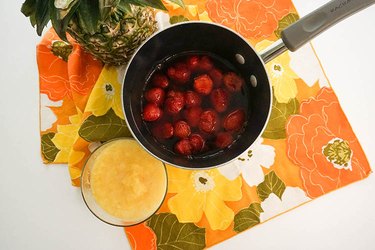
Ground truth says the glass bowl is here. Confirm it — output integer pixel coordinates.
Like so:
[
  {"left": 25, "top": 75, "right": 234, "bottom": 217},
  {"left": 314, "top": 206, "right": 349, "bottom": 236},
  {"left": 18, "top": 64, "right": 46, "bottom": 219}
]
[{"left": 81, "top": 138, "right": 168, "bottom": 226}]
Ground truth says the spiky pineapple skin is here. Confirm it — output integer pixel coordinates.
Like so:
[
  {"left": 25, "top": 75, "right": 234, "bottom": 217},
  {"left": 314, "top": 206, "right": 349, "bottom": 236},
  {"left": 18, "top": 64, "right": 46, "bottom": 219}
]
[
  {"left": 67, "top": 6, "right": 157, "bottom": 66},
  {"left": 51, "top": 40, "right": 73, "bottom": 62}
]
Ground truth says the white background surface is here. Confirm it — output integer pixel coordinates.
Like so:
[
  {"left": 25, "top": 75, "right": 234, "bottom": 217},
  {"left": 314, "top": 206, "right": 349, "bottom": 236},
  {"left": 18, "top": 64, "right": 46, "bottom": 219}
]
[{"left": 0, "top": 1, "right": 374, "bottom": 249}]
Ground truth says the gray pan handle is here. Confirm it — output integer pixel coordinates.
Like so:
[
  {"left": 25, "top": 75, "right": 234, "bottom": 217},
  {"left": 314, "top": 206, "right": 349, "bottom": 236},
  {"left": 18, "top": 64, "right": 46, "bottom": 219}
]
[{"left": 261, "top": 0, "right": 375, "bottom": 63}]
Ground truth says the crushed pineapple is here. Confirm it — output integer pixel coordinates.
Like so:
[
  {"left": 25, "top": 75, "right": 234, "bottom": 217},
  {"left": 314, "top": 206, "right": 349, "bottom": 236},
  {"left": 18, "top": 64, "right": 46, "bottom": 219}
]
[{"left": 90, "top": 139, "right": 166, "bottom": 222}]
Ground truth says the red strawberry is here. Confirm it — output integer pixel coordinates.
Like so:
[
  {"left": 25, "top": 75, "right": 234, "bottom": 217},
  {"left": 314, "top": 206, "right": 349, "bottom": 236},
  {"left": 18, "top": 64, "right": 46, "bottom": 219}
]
[
  {"left": 144, "top": 87, "right": 165, "bottom": 106},
  {"left": 223, "top": 72, "right": 244, "bottom": 92},
  {"left": 223, "top": 109, "right": 246, "bottom": 132},
  {"left": 215, "top": 132, "right": 233, "bottom": 148},
  {"left": 189, "top": 134, "right": 205, "bottom": 153},
  {"left": 142, "top": 103, "right": 162, "bottom": 121},
  {"left": 165, "top": 90, "right": 185, "bottom": 114},
  {"left": 167, "top": 66, "right": 176, "bottom": 79},
  {"left": 174, "top": 139, "right": 193, "bottom": 155},
  {"left": 174, "top": 120, "right": 191, "bottom": 139},
  {"left": 199, "top": 110, "right": 219, "bottom": 133},
  {"left": 210, "top": 88, "right": 230, "bottom": 113},
  {"left": 167, "top": 63, "right": 191, "bottom": 84},
  {"left": 209, "top": 68, "right": 223, "bottom": 87},
  {"left": 152, "top": 73, "right": 169, "bottom": 88},
  {"left": 152, "top": 122, "right": 174, "bottom": 139},
  {"left": 185, "top": 91, "right": 202, "bottom": 108},
  {"left": 194, "top": 74, "right": 213, "bottom": 95},
  {"left": 165, "top": 98, "right": 183, "bottom": 114},
  {"left": 199, "top": 56, "right": 213, "bottom": 71},
  {"left": 183, "top": 107, "right": 203, "bottom": 127},
  {"left": 167, "top": 90, "right": 184, "bottom": 99},
  {"left": 186, "top": 55, "right": 200, "bottom": 71}
]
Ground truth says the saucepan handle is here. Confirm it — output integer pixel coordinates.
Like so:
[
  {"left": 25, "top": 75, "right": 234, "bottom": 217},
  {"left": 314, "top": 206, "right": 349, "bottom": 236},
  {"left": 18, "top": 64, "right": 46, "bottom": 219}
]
[{"left": 261, "top": 0, "right": 375, "bottom": 63}]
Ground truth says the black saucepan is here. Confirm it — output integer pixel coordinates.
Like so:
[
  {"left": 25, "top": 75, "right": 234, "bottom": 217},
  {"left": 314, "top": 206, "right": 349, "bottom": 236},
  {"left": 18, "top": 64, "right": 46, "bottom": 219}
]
[{"left": 122, "top": 0, "right": 374, "bottom": 169}]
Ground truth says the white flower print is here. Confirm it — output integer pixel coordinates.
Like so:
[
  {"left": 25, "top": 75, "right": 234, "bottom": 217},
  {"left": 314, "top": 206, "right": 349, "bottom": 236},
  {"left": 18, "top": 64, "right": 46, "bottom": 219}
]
[
  {"left": 289, "top": 43, "right": 329, "bottom": 87},
  {"left": 260, "top": 187, "right": 311, "bottom": 222},
  {"left": 219, "top": 138, "right": 275, "bottom": 186}
]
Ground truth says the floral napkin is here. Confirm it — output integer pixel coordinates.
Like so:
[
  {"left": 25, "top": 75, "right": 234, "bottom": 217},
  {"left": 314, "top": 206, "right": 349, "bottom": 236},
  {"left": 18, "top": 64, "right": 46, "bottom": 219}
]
[{"left": 38, "top": 0, "right": 372, "bottom": 249}]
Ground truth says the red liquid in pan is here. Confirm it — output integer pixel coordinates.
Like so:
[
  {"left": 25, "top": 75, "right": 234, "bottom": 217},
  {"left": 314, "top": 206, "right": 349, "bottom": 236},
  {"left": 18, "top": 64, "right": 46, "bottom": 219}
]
[{"left": 141, "top": 52, "right": 249, "bottom": 157}]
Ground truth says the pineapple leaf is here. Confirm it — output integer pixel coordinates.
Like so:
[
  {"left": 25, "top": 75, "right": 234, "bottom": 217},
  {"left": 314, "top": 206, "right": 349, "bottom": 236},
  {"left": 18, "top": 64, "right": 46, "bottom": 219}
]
[
  {"left": 77, "top": 0, "right": 100, "bottom": 34},
  {"left": 54, "top": 0, "right": 77, "bottom": 9},
  {"left": 35, "top": 0, "right": 51, "bottom": 36},
  {"left": 118, "top": 0, "right": 132, "bottom": 14},
  {"left": 99, "top": 0, "right": 118, "bottom": 21},
  {"left": 168, "top": 0, "right": 185, "bottom": 8},
  {"left": 127, "top": 0, "right": 167, "bottom": 11},
  {"left": 21, "top": 0, "right": 38, "bottom": 27},
  {"left": 30, "top": 13, "right": 37, "bottom": 27},
  {"left": 21, "top": 0, "right": 36, "bottom": 17},
  {"left": 50, "top": 1, "right": 64, "bottom": 39},
  {"left": 50, "top": 0, "right": 80, "bottom": 41}
]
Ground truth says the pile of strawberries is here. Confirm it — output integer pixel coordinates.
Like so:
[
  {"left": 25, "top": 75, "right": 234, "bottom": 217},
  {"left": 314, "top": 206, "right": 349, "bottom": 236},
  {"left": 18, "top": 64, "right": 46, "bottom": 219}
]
[{"left": 142, "top": 54, "right": 247, "bottom": 156}]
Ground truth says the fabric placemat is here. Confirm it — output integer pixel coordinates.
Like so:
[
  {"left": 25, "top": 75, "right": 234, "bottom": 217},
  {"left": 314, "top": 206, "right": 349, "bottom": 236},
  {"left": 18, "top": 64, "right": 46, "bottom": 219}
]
[{"left": 37, "top": 0, "right": 372, "bottom": 249}]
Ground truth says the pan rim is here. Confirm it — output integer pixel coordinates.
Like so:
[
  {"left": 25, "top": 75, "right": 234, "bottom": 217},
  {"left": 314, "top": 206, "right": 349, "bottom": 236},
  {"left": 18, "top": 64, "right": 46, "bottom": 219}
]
[{"left": 121, "top": 21, "right": 273, "bottom": 170}]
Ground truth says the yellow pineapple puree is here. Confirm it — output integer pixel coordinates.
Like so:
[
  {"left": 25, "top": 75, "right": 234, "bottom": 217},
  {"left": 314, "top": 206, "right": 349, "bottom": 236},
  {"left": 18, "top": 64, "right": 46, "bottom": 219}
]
[{"left": 90, "top": 139, "right": 167, "bottom": 222}]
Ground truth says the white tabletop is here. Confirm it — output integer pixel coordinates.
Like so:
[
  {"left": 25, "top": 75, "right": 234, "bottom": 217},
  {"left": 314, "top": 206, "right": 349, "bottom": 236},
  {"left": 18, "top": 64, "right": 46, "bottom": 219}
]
[{"left": 1, "top": 1, "right": 374, "bottom": 249}]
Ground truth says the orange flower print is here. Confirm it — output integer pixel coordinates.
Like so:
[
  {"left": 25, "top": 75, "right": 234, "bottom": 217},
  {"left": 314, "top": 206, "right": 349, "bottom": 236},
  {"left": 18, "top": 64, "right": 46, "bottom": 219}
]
[
  {"left": 125, "top": 223, "right": 157, "bottom": 250},
  {"left": 37, "top": 28, "right": 102, "bottom": 102},
  {"left": 206, "top": 0, "right": 293, "bottom": 39},
  {"left": 68, "top": 47, "right": 102, "bottom": 96},
  {"left": 286, "top": 88, "right": 371, "bottom": 198},
  {"left": 37, "top": 37, "right": 71, "bottom": 101}
]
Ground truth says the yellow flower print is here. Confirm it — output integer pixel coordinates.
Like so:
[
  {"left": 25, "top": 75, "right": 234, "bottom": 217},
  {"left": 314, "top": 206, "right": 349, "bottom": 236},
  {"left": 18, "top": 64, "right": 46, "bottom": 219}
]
[
  {"left": 198, "top": 11, "right": 212, "bottom": 22},
  {"left": 85, "top": 66, "right": 124, "bottom": 119},
  {"left": 162, "top": 1, "right": 199, "bottom": 20},
  {"left": 167, "top": 166, "right": 242, "bottom": 230},
  {"left": 183, "top": 0, "right": 207, "bottom": 14},
  {"left": 51, "top": 112, "right": 82, "bottom": 162},
  {"left": 256, "top": 40, "right": 299, "bottom": 103},
  {"left": 68, "top": 148, "right": 86, "bottom": 181}
]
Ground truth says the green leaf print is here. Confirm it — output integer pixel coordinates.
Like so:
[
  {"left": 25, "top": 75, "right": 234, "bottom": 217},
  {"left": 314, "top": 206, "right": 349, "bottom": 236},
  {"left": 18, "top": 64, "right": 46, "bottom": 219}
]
[
  {"left": 233, "top": 203, "right": 263, "bottom": 233},
  {"left": 257, "top": 171, "right": 286, "bottom": 201},
  {"left": 170, "top": 15, "right": 189, "bottom": 24},
  {"left": 168, "top": 0, "right": 185, "bottom": 8},
  {"left": 262, "top": 97, "right": 299, "bottom": 139},
  {"left": 41, "top": 132, "right": 60, "bottom": 162},
  {"left": 274, "top": 13, "right": 300, "bottom": 38},
  {"left": 78, "top": 108, "right": 132, "bottom": 142},
  {"left": 147, "top": 213, "right": 206, "bottom": 250}
]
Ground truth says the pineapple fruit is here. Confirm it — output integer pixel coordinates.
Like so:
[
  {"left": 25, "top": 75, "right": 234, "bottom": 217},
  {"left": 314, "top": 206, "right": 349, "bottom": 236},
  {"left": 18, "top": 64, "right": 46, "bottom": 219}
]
[
  {"left": 21, "top": 0, "right": 184, "bottom": 65},
  {"left": 68, "top": 5, "right": 157, "bottom": 65}
]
